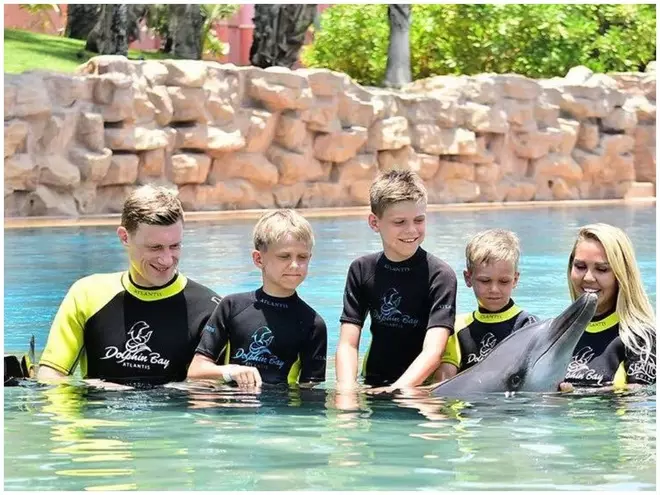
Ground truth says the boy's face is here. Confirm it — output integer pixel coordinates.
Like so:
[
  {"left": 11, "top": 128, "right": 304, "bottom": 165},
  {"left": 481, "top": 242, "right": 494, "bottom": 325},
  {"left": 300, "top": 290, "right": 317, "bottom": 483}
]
[
  {"left": 118, "top": 221, "right": 183, "bottom": 287},
  {"left": 368, "top": 200, "right": 426, "bottom": 262},
  {"left": 464, "top": 259, "right": 519, "bottom": 312},
  {"left": 253, "top": 234, "right": 312, "bottom": 297}
]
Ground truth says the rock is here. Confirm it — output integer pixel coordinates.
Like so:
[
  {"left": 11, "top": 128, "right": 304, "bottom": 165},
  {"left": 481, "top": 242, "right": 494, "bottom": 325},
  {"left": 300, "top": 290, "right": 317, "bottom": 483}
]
[
  {"left": 577, "top": 122, "right": 600, "bottom": 151},
  {"left": 162, "top": 60, "right": 207, "bottom": 87},
  {"left": 248, "top": 73, "right": 313, "bottom": 112},
  {"left": 338, "top": 93, "right": 375, "bottom": 128},
  {"left": 366, "top": 116, "right": 410, "bottom": 151},
  {"left": 5, "top": 120, "right": 29, "bottom": 157},
  {"left": 298, "top": 68, "right": 345, "bottom": 97},
  {"left": 238, "top": 108, "right": 279, "bottom": 153},
  {"left": 147, "top": 86, "right": 174, "bottom": 127},
  {"left": 69, "top": 146, "right": 113, "bottom": 182},
  {"left": 602, "top": 107, "right": 638, "bottom": 132},
  {"left": 139, "top": 148, "right": 165, "bottom": 182},
  {"left": 101, "top": 153, "right": 139, "bottom": 186},
  {"left": 300, "top": 96, "right": 341, "bottom": 133},
  {"left": 25, "top": 185, "right": 78, "bottom": 216},
  {"left": 209, "top": 151, "right": 279, "bottom": 187},
  {"left": 167, "top": 87, "right": 208, "bottom": 123},
  {"left": 37, "top": 154, "right": 81, "bottom": 189},
  {"left": 274, "top": 112, "right": 309, "bottom": 152},
  {"left": 178, "top": 180, "right": 258, "bottom": 210},
  {"left": 300, "top": 182, "right": 346, "bottom": 207},
  {"left": 5, "top": 153, "right": 37, "bottom": 192},
  {"left": 169, "top": 153, "right": 211, "bottom": 185},
  {"left": 104, "top": 127, "right": 170, "bottom": 151},
  {"left": 77, "top": 113, "right": 105, "bottom": 152},
  {"left": 436, "top": 160, "right": 475, "bottom": 181},
  {"left": 411, "top": 126, "right": 477, "bottom": 155},
  {"left": 460, "top": 102, "right": 509, "bottom": 133},
  {"left": 266, "top": 144, "right": 326, "bottom": 185},
  {"left": 314, "top": 127, "right": 368, "bottom": 163},
  {"left": 336, "top": 153, "right": 379, "bottom": 184}
]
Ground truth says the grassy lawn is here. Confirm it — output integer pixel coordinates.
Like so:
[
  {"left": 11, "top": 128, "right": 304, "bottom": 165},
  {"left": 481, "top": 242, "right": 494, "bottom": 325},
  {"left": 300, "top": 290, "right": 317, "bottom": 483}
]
[{"left": 4, "top": 28, "right": 176, "bottom": 74}]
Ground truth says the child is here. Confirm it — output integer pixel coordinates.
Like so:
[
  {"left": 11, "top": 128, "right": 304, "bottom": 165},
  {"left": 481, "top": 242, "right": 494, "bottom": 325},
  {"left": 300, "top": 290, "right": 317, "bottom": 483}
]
[
  {"left": 335, "top": 170, "right": 457, "bottom": 391},
  {"left": 437, "top": 229, "right": 537, "bottom": 381},
  {"left": 187, "top": 209, "right": 327, "bottom": 387},
  {"left": 561, "top": 223, "right": 655, "bottom": 389}
]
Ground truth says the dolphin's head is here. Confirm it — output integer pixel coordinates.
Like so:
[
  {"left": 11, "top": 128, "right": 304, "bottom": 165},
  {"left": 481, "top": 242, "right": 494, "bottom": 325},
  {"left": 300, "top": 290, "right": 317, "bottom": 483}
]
[
  {"left": 431, "top": 292, "right": 598, "bottom": 397},
  {"left": 496, "top": 293, "right": 598, "bottom": 392},
  {"left": 519, "top": 292, "right": 598, "bottom": 391}
]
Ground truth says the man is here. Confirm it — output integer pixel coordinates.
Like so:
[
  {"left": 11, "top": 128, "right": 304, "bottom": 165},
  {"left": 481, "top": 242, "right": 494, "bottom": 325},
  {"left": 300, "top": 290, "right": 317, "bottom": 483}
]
[{"left": 36, "top": 185, "right": 257, "bottom": 387}]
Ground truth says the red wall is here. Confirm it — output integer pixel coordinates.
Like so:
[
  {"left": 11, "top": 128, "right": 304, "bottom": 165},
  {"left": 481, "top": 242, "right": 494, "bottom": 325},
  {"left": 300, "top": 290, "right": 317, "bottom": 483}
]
[{"left": 4, "top": 4, "right": 331, "bottom": 66}]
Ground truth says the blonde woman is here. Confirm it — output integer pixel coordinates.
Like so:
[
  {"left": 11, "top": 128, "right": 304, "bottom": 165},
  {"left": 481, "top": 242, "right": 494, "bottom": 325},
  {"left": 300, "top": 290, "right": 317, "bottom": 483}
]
[{"left": 562, "top": 223, "right": 656, "bottom": 389}]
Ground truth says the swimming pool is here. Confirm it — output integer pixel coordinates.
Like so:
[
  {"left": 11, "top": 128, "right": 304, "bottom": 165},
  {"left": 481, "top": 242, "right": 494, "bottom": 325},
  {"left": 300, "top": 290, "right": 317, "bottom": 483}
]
[{"left": 4, "top": 204, "right": 656, "bottom": 490}]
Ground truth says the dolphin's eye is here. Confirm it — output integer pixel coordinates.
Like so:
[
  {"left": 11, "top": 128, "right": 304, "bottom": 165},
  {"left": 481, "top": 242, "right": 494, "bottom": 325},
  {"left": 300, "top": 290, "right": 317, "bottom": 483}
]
[{"left": 509, "top": 374, "right": 522, "bottom": 389}]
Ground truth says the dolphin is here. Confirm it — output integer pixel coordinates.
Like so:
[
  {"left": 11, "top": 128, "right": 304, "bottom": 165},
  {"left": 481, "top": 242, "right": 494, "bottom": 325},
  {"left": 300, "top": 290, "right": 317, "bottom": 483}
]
[{"left": 430, "top": 292, "right": 598, "bottom": 398}]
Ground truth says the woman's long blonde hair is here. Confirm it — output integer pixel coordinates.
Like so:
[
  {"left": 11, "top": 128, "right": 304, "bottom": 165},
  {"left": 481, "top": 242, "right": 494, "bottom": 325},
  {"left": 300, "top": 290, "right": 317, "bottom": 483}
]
[{"left": 567, "top": 223, "right": 655, "bottom": 360}]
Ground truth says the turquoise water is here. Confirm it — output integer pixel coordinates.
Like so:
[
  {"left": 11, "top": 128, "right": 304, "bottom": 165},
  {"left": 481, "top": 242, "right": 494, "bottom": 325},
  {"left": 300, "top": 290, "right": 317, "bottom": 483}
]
[{"left": 3, "top": 204, "right": 657, "bottom": 490}]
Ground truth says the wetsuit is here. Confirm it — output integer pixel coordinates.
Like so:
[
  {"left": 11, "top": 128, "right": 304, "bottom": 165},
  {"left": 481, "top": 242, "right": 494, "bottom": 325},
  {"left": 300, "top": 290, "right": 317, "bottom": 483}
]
[
  {"left": 39, "top": 271, "right": 220, "bottom": 386},
  {"left": 564, "top": 310, "right": 656, "bottom": 387},
  {"left": 340, "top": 247, "right": 457, "bottom": 386},
  {"left": 195, "top": 288, "right": 327, "bottom": 385},
  {"left": 441, "top": 299, "right": 537, "bottom": 372}
]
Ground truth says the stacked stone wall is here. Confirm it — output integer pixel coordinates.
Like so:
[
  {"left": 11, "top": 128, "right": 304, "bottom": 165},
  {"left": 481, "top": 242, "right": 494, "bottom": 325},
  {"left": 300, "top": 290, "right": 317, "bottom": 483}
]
[{"left": 4, "top": 56, "right": 656, "bottom": 216}]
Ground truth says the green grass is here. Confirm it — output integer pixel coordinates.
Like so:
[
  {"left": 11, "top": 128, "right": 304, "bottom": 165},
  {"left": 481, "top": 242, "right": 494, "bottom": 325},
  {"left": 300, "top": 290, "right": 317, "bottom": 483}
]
[{"left": 4, "top": 28, "right": 176, "bottom": 74}]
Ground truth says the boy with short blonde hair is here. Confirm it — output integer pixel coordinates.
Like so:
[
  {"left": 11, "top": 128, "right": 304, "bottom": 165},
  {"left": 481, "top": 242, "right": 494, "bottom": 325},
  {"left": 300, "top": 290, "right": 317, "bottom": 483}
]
[
  {"left": 188, "top": 209, "right": 327, "bottom": 387},
  {"left": 336, "top": 170, "right": 457, "bottom": 391},
  {"left": 437, "top": 229, "right": 537, "bottom": 381}
]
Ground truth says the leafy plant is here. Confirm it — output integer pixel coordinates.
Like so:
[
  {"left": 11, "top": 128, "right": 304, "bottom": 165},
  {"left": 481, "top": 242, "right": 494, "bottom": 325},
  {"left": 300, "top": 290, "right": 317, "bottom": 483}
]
[{"left": 303, "top": 4, "right": 656, "bottom": 86}]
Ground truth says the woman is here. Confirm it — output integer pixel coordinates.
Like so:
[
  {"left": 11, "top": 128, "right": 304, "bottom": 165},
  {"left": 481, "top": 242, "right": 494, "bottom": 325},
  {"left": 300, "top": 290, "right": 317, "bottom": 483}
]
[{"left": 563, "top": 223, "right": 655, "bottom": 389}]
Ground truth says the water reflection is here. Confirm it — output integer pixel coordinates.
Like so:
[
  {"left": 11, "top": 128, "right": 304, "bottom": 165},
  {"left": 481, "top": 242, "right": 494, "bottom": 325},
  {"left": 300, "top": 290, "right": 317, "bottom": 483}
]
[{"left": 3, "top": 381, "right": 656, "bottom": 490}]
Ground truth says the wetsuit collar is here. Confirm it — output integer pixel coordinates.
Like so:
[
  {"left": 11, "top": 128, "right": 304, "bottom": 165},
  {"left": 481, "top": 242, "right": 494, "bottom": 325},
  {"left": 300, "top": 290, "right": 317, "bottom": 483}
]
[
  {"left": 381, "top": 247, "right": 426, "bottom": 271},
  {"left": 255, "top": 287, "right": 299, "bottom": 309},
  {"left": 586, "top": 309, "right": 619, "bottom": 333},
  {"left": 474, "top": 299, "right": 522, "bottom": 323},
  {"left": 123, "top": 270, "right": 187, "bottom": 301}
]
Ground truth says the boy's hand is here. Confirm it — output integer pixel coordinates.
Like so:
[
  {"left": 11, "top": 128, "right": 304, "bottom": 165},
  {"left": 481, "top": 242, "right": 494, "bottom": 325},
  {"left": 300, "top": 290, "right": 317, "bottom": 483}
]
[
  {"left": 558, "top": 381, "right": 574, "bottom": 393},
  {"left": 223, "top": 364, "right": 262, "bottom": 388}
]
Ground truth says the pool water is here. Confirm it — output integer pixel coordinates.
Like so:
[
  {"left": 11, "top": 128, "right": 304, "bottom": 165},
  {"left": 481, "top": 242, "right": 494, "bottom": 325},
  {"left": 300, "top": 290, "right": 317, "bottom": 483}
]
[{"left": 3, "top": 204, "right": 656, "bottom": 490}]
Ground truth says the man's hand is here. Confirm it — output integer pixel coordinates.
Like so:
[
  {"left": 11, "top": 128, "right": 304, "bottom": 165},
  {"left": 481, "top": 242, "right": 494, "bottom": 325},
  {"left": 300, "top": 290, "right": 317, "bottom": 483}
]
[{"left": 558, "top": 381, "right": 574, "bottom": 393}]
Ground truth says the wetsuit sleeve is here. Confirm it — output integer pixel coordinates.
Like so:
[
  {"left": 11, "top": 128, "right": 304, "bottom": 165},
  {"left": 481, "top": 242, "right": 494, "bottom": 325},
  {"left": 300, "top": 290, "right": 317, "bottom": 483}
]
[
  {"left": 39, "top": 280, "right": 87, "bottom": 375},
  {"left": 340, "top": 260, "right": 368, "bottom": 326},
  {"left": 624, "top": 336, "right": 656, "bottom": 385},
  {"left": 299, "top": 313, "right": 328, "bottom": 383},
  {"left": 441, "top": 313, "right": 471, "bottom": 367},
  {"left": 441, "top": 334, "right": 461, "bottom": 367},
  {"left": 195, "top": 298, "right": 232, "bottom": 363},
  {"left": 427, "top": 265, "right": 458, "bottom": 334}
]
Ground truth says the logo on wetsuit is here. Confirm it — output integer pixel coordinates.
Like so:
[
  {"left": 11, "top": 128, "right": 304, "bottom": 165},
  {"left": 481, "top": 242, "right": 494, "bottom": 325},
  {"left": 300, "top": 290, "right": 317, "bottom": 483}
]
[
  {"left": 465, "top": 332, "right": 497, "bottom": 365},
  {"left": 101, "top": 321, "right": 170, "bottom": 370},
  {"left": 565, "top": 346, "right": 605, "bottom": 385},
  {"left": 372, "top": 288, "right": 419, "bottom": 328},
  {"left": 233, "top": 326, "right": 285, "bottom": 369}
]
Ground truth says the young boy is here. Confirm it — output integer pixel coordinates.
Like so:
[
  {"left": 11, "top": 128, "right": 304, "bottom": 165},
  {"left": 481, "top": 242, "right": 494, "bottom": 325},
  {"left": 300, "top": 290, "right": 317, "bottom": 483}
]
[
  {"left": 335, "top": 170, "right": 457, "bottom": 391},
  {"left": 187, "top": 209, "right": 327, "bottom": 387},
  {"left": 437, "top": 229, "right": 538, "bottom": 381}
]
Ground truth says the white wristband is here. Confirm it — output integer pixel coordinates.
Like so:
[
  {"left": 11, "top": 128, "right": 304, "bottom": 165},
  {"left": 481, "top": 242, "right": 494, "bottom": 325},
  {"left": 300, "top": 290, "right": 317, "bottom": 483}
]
[{"left": 222, "top": 371, "right": 233, "bottom": 382}]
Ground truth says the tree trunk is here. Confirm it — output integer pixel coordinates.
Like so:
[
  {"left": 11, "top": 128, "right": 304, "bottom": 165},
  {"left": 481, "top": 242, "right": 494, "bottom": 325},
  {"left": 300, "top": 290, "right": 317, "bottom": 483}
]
[
  {"left": 85, "top": 4, "right": 129, "bottom": 56},
  {"left": 168, "top": 4, "right": 205, "bottom": 60},
  {"left": 384, "top": 4, "right": 412, "bottom": 88},
  {"left": 250, "top": 4, "right": 317, "bottom": 68},
  {"left": 65, "top": 4, "right": 100, "bottom": 40}
]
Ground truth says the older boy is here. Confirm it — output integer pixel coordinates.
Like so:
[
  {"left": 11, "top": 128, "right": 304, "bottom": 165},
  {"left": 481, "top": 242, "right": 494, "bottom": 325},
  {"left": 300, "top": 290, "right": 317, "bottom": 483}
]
[
  {"left": 188, "top": 209, "right": 327, "bottom": 387},
  {"left": 336, "top": 170, "right": 457, "bottom": 391},
  {"left": 437, "top": 229, "right": 538, "bottom": 381},
  {"left": 37, "top": 185, "right": 225, "bottom": 387}
]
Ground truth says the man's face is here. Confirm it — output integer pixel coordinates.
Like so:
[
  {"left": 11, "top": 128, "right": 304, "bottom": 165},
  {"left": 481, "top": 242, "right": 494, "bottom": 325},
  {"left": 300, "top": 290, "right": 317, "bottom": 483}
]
[{"left": 118, "top": 221, "right": 183, "bottom": 287}]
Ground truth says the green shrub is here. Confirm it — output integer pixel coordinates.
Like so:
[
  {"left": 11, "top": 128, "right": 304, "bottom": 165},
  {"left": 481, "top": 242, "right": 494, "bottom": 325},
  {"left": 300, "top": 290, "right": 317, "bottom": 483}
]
[{"left": 302, "top": 4, "right": 656, "bottom": 86}]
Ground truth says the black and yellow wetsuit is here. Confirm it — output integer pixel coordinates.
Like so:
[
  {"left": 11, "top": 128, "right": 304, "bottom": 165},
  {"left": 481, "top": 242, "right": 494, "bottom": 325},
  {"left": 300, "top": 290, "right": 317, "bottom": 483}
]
[
  {"left": 340, "top": 247, "right": 457, "bottom": 386},
  {"left": 442, "top": 299, "right": 537, "bottom": 372},
  {"left": 564, "top": 310, "right": 656, "bottom": 387},
  {"left": 39, "top": 271, "right": 220, "bottom": 386},
  {"left": 195, "top": 288, "right": 327, "bottom": 385}
]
